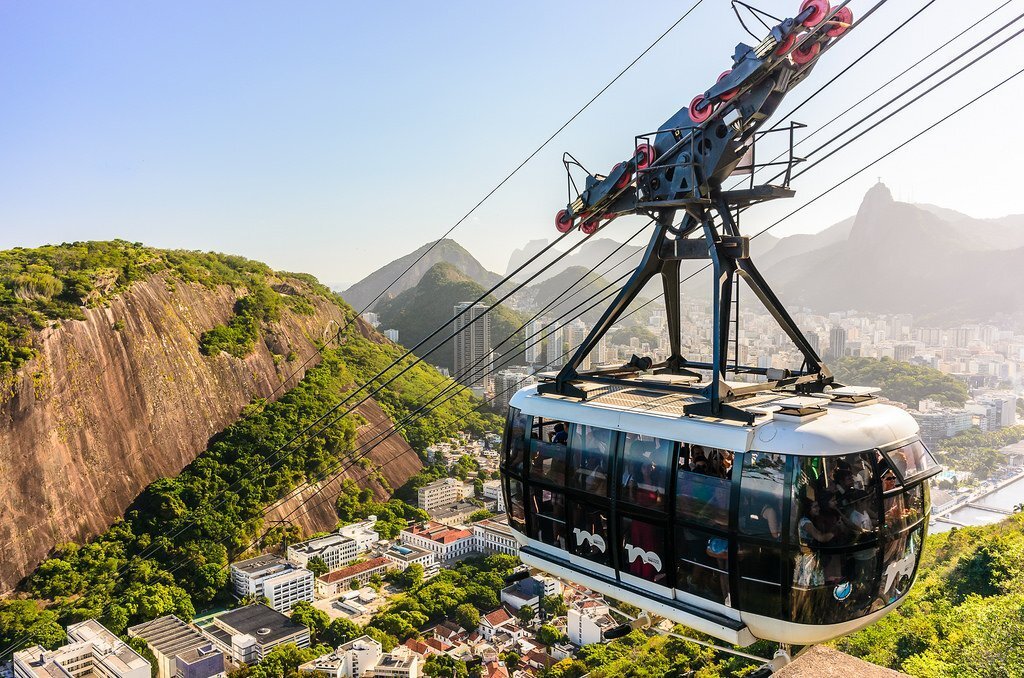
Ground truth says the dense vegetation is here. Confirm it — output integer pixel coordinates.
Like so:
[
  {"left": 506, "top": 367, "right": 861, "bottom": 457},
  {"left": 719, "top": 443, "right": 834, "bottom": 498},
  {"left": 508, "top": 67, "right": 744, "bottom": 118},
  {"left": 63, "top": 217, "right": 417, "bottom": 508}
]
[
  {"left": 367, "top": 554, "right": 520, "bottom": 646},
  {"left": 375, "top": 262, "right": 528, "bottom": 372},
  {"left": 0, "top": 326, "right": 490, "bottom": 656},
  {"left": 0, "top": 240, "right": 338, "bottom": 376},
  {"left": 0, "top": 238, "right": 331, "bottom": 376},
  {"left": 335, "top": 334, "right": 502, "bottom": 453},
  {"left": 544, "top": 628, "right": 761, "bottom": 678},
  {"left": 833, "top": 356, "right": 969, "bottom": 408},
  {"left": 838, "top": 514, "right": 1024, "bottom": 676},
  {"left": 933, "top": 425, "right": 1024, "bottom": 480}
]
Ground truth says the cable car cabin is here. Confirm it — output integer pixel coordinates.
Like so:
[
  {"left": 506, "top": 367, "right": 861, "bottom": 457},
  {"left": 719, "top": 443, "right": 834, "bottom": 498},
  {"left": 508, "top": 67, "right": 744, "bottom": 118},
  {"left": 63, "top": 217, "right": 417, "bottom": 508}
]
[{"left": 499, "top": 381, "right": 940, "bottom": 646}]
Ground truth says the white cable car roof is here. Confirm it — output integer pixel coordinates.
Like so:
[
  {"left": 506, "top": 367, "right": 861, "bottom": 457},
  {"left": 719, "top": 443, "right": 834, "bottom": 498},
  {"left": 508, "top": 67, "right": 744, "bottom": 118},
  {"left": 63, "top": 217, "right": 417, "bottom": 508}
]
[{"left": 510, "top": 380, "right": 919, "bottom": 457}]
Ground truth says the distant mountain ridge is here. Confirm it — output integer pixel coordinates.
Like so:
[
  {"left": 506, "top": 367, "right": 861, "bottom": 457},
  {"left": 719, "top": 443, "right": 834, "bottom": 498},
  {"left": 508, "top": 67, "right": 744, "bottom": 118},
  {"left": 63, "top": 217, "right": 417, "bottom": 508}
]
[
  {"left": 375, "top": 262, "right": 527, "bottom": 372},
  {"left": 762, "top": 182, "right": 1024, "bottom": 321},
  {"left": 342, "top": 239, "right": 501, "bottom": 311}
]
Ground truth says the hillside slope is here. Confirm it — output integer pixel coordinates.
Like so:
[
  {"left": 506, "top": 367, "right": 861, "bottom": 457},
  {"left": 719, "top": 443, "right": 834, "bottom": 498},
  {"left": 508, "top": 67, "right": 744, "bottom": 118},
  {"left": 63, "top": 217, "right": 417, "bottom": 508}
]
[
  {"left": 0, "top": 242, "right": 423, "bottom": 591},
  {"left": 342, "top": 239, "right": 501, "bottom": 311},
  {"left": 375, "top": 262, "right": 527, "bottom": 371}
]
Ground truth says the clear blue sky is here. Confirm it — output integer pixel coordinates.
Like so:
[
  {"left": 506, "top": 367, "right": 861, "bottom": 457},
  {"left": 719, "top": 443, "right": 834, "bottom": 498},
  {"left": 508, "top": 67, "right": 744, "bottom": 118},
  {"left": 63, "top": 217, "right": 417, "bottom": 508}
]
[{"left": 1, "top": 1, "right": 1022, "bottom": 287}]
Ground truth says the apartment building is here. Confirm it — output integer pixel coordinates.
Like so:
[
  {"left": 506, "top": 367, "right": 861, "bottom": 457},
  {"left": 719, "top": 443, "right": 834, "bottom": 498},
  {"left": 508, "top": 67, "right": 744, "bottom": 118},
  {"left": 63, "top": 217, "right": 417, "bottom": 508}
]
[
  {"left": 481, "top": 480, "right": 505, "bottom": 513},
  {"left": 567, "top": 602, "right": 617, "bottom": 646},
  {"left": 363, "top": 647, "right": 419, "bottom": 678},
  {"left": 472, "top": 519, "right": 518, "bottom": 557},
  {"left": 204, "top": 605, "right": 309, "bottom": 664},
  {"left": 15, "top": 619, "right": 150, "bottom": 678},
  {"left": 298, "top": 636, "right": 382, "bottom": 678},
  {"left": 287, "top": 533, "right": 359, "bottom": 572},
  {"left": 338, "top": 519, "right": 382, "bottom": 553},
  {"left": 229, "top": 555, "right": 313, "bottom": 613},
  {"left": 416, "top": 478, "right": 467, "bottom": 512},
  {"left": 128, "top": 614, "right": 217, "bottom": 678},
  {"left": 400, "top": 521, "right": 474, "bottom": 562}
]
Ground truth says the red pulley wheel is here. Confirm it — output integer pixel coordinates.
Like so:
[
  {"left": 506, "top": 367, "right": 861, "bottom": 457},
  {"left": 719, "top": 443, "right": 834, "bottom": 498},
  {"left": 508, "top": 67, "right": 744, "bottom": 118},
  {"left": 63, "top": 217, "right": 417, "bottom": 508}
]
[
  {"left": 775, "top": 33, "right": 798, "bottom": 56},
  {"left": 792, "top": 41, "right": 821, "bottom": 66},
  {"left": 717, "top": 70, "right": 739, "bottom": 102},
  {"left": 612, "top": 162, "right": 632, "bottom": 190},
  {"left": 635, "top": 143, "right": 656, "bottom": 170},
  {"left": 555, "top": 209, "right": 574, "bottom": 233},
  {"left": 826, "top": 6, "right": 853, "bottom": 37},
  {"left": 800, "top": 0, "right": 831, "bottom": 27},
  {"left": 581, "top": 218, "right": 601, "bottom": 235},
  {"left": 689, "top": 95, "right": 713, "bottom": 124}
]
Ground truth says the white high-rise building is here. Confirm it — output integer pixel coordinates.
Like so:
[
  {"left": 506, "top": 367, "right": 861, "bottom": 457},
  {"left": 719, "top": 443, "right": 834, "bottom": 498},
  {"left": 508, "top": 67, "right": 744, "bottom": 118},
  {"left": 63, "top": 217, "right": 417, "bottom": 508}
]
[
  {"left": 494, "top": 368, "right": 535, "bottom": 412},
  {"left": 525, "top": 319, "right": 544, "bottom": 365},
  {"left": 546, "top": 322, "right": 566, "bottom": 368},
  {"left": 453, "top": 302, "right": 492, "bottom": 386}
]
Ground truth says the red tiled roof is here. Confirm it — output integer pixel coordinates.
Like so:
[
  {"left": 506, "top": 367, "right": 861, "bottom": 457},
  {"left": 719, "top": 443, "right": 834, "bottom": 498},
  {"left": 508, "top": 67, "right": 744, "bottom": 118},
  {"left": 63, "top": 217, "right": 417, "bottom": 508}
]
[
  {"left": 484, "top": 661, "right": 510, "bottom": 678},
  {"left": 407, "top": 521, "right": 473, "bottom": 544},
  {"left": 319, "top": 557, "right": 391, "bottom": 583},
  {"left": 424, "top": 638, "right": 451, "bottom": 652},
  {"left": 404, "top": 639, "right": 429, "bottom": 656},
  {"left": 481, "top": 607, "right": 513, "bottom": 627}
]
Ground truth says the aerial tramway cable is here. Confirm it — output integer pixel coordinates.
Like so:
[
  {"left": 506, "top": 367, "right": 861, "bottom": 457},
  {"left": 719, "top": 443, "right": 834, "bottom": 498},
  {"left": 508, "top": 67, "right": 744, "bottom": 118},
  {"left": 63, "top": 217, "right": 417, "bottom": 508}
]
[
  {"left": 158, "top": 2, "right": 1024, "bottom": 586},
  {"left": 164, "top": 227, "right": 656, "bottom": 576},
  {"left": 198, "top": 50, "right": 1024, "bottom": 569},
  {"left": 3, "top": 2, "right": 1003, "bottom": 659},
  {"left": 206, "top": 0, "right": 711, "bottom": 433}
]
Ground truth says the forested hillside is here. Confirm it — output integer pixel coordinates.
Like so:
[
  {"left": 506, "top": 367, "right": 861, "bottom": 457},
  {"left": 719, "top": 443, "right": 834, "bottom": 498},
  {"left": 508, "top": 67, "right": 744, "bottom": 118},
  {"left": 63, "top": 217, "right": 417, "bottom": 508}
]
[
  {"left": 832, "top": 356, "right": 969, "bottom": 408},
  {"left": 0, "top": 332, "right": 495, "bottom": 655},
  {"left": 375, "top": 262, "right": 526, "bottom": 371},
  {"left": 0, "top": 241, "right": 382, "bottom": 590},
  {"left": 0, "top": 240, "right": 329, "bottom": 376},
  {"left": 838, "top": 515, "right": 1024, "bottom": 676}
]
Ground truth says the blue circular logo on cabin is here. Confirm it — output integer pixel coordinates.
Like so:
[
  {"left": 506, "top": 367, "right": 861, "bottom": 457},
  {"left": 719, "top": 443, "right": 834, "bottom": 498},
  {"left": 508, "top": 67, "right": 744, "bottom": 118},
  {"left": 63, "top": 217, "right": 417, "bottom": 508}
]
[{"left": 833, "top": 581, "right": 852, "bottom": 601}]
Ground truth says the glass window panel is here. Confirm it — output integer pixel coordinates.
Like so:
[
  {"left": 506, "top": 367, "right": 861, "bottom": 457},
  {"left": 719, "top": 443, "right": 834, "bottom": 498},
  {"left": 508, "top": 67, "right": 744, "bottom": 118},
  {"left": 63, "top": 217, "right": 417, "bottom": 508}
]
[
  {"left": 530, "top": 418, "right": 568, "bottom": 485},
  {"left": 507, "top": 478, "right": 526, "bottom": 532},
  {"left": 738, "top": 543, "right": 783, "bottom": 617},
  {"left": 620, "top": 515, "right": 668, "bottom": 586},
  {"left": 567, "top": 425, "right": 614, "bottom": 497},
  {"left": 792, "top": 453, "right": 879, "bottom": 547},
  {"left": 570, "top": 500, "right": 610, "bottom": 566},
  {"left": 530, "top": 487, "right": 567, "bottom": 551},
  {"left": 677, "top": 445, "right": 732, "bottom": 529},
  {"left": 739, "top": 452, "right": 786, "bottom": 540},
  {"left": 884, "top": 484, "right": 925, "bottom": 532},
  {"left": 790, "top": 546, "right": 879, "bottom": 625},
  {"left": 676, "top": 527, "right": 730, "bottom": 605},
  {"left": 619, "top": 434, "right": 672, "bottom": 510},
  {"left": 885, "top": 440, "right": 939, "bottom": 481},
  {"left": 879, "top": 526, "right": 923, "bottom": 606},
  {"left": 505, "top": 409, "right": 528, "bottom": 475}
]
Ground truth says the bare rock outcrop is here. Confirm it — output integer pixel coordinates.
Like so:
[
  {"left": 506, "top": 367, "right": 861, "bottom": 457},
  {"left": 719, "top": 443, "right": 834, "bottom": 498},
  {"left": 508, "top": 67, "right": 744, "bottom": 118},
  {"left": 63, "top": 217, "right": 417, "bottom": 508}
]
[{"left": 0, "top": 275, "right": 421, "bottom": 591}]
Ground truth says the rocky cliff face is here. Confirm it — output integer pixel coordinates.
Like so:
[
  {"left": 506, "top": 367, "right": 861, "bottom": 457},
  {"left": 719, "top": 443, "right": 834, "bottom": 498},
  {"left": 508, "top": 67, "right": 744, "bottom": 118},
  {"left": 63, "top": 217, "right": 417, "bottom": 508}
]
[{"left": 0, "top": 274, "right": 420, "bottom": 591}]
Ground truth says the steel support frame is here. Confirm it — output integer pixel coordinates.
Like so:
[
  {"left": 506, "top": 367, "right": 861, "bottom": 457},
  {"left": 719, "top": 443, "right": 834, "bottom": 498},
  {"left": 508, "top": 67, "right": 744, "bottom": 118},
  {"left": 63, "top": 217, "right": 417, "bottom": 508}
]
[{"left": 537, "top": 190, "right": 832, "bottom": 422}]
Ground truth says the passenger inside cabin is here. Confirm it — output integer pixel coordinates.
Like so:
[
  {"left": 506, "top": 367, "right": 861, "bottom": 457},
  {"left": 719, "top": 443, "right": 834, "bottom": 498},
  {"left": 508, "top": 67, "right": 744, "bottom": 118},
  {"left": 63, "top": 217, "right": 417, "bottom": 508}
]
[
  {"left": 621, "top": 434, "right": 669, "bottom": 509},
  {"left": 551, "top": 422, "right": 568, "bottom": 445},
  {"left": 677, "top": 444, "right": 733, "bottom": 528},
  {"left": 569, "top": 425, "right": 610, "bottom": 496}
]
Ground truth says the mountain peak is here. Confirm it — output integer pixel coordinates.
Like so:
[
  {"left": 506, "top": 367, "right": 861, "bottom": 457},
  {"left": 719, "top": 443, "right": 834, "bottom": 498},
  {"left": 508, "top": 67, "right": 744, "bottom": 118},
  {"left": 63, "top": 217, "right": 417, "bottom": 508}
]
[{"left": 863, "top": 180, "right": 894, "bottom": 204}]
